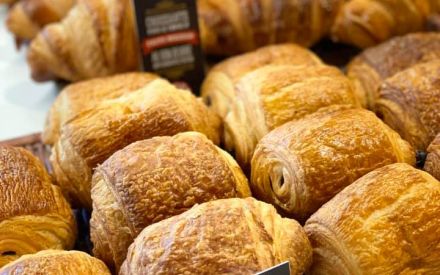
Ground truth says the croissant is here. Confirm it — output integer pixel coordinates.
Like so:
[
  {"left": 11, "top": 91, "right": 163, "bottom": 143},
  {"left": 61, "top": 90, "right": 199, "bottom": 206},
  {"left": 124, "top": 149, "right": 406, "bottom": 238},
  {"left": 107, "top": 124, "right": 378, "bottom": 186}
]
[
  {"left": 305, "top": 163, "right": 440, "bottom": 274},
  {"left": 331, "top": 0, "right": 440, "bottom": 48},
  {"left": 347, "top": 32, "right": 440, "bottom": 109},
  {"left": 0, "top": 250, "right": 110, "bottom": 274},
  {"left": 197, "top": 0, "right": 344, "bottom": 55},
  {"left": 120, "top": 197, "right": 312, "bottom": 275},
  {"left": 51, "top": 78, "right": 221, "bottom": 208},
  {"left": 251, "top": 106, "right": 415, "bottom": 221},
  {"left": 6, "top": 0, "right": 75, "bottom": 41},
  {"left": 201, "top": 44, "right": 322, "bottom": 120},
  {"left": 90, "top": 132, "right": 250, "bottom": 271},
  {"left": 374, "top": 60, "right": 440, "bottom": 151},
  {"left": 0, "top": 146, "right": 76, "bottom": 268},
  {"left": 43, "top": 72, "right": 158, "bottom": 145},
  {"left": 27, "top": 0, "right": 138, "bottom": 82},
  {"left": 224, "top": 64, "right": 361, "bottom": 169},
  {"left": 425, "top": 133, "right": 440, "bottom": 180}
]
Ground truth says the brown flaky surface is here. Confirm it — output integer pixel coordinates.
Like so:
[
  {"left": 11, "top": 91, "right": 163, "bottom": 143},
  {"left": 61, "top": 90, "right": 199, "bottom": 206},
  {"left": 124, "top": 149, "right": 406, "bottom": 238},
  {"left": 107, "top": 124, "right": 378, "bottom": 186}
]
[
  {"left": 90, "top": 132, "right": 250, "bottom": 271},
  {"left": 375, "top": 60, "right": 440, "bottom": 151},
  {"left": 43, "top": 72, "right": 158, "bottom": 145},
  {"left": 425, "top": 133, "right": 440, "bottom": 180},
  {"left": 332, "top": 0, "right": 440, "bottom": 48},
  {"left": 0, "top": 146, "right": 76, "bottom": 268},
  {"left": 50, "top": 79, "right": 221, "bottom": 208},
  {"left": 120, "top": 197, "right": 312, "bottom": 275},
  {"left": 197, "top": 0, "right": 344, "bottom": 55},
  {"left": 0, "top": 250, "right": 110, "bottom": 275},
  {"left": 6, "top": 0, "right": 75, "bottom": 41},
  {"left": 27, "top": 0, "right": 138, "bottom": 82},
  {"left": 305, "top": 163, "right": 440, "bottom": 275},
  {"left": 347, "top": 32, "right": 440, "bottom": 108},
  {"left": 224, "top": 64, "right": 362, "bottom": 170},
  {"left": 251, "top": 106, "right": 415, "bottom": 221},
  {"left": 201, "top": 44, "right": 322, "bottom": 120}
]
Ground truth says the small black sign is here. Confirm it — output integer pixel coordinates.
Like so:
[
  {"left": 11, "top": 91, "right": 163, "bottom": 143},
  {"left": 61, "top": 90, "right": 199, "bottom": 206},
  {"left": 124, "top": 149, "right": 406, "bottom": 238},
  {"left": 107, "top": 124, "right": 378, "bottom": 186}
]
[
  {"left": 256, "top": 261, "right": 291, "bottom": 275},
  {"left": 132, "top": 0, "right": 205, "bottom": 94}
]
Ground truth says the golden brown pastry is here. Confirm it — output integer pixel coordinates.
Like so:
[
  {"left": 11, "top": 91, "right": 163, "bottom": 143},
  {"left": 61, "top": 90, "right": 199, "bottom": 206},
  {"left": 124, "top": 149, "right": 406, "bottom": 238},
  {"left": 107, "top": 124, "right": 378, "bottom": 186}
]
[
  {"left": 375, "top": 60, "right": 440, "bottom": 151},
  {"left": 251, "top": 106, "right": 415, "bottom": 221},
  {"left": 0, "top": 250, "right": 110, "bottom": 275},
  {"left": 6, "top": 0, "right": 75, "bottom": 41},
  {"left": 51, "top": 78, "right": 221, "bottom": 208},
  {"left": 305, "top": 163, "right": 440, "bottom": 274},
  {"left": 43, "top": 72, "right": 158, "bottom": 145},
  {"left": 347, "top": 32, "right": 440, "bottom": 109},
  {"left": 0, "top": 0, "right": 18, "bottom": 5},
  {"left": 0, "top": 146, "right": 76, "bottom": 268},
  {"left": 91, "top": 132, "right": 250, "bottom": 271},
  {"left": 120, "top": 197, "right": 312, "bottom": 275},
  {"left": 27, "top": 0, "right": 138, "bottom": 82},
  {"left": 197, "top": 0, "right": 344, "bottom": 55},
  {"left": 425, "top": 133, "right": 440, "bottom": 180},
  {"left": 224, "top": 64, "right": 362, "bottom": 169},
  {"left": 201, "top": 44, "right": 322, "bottom": 120}
]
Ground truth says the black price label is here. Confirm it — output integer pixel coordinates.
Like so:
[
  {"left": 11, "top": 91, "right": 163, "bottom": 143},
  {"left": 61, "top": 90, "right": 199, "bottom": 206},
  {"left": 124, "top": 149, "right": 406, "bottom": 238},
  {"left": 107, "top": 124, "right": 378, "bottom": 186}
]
[
  {"left": 256, "top": 261, "right": 291, "bottom": 275},
  {"left": 132, "top": 0, "right": 205, "bottom": 94}
]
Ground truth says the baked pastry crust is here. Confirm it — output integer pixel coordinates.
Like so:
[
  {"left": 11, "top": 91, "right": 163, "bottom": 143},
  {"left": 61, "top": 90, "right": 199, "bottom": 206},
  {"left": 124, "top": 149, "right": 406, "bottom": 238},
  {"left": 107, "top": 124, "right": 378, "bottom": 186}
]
[
  {"left": 0, "top": 250, "right": 110, "bottom": 274},
  {"left": 0, "top": 146, "right": 76, "bottom": 267},
  {"left": 90, "top": 131, "right": 250, "bottom": 271},
  {"left": 425, "top": 133, "right": 440, "bottom": 180},
  {"left": 50, "top": 79, "right": 221, "bottom": 208},
  {"left": 43, "top": 72, "right": 158, "bottom": 145},
  {"left": 347, "top": 32, "right": 440, "bottom": 108},
  {"left": 375, "top": 60, "right": 440, "bottom": 151},
  {"left": 120, "top": 197, "right": 312, "bottom": 275},
  {"left": 305, "top": 163, "right": 440, "bottom": 274},
  {"left": 251, "top": 106, "right": 415, "bottom": 221}
]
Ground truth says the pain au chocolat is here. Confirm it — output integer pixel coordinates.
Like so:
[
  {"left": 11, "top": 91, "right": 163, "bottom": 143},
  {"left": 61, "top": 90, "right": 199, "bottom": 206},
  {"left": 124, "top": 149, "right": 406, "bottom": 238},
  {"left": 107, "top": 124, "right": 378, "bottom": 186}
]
[
  {"left": 0, "top": 146, "right": 76, "bottom": 268},
  {"left": 305, "top": 163, "right": 440, "bottom": 274},
  {"left": 50, "top": 78, "right": 221, "bottom": 208},
  {"left": 120, "top": 198, "right": 312, "bottom": 275},
  {"left": 251, "top": 106, "right": 415, "bottom": 221},
  {"left": 91, "top": 132, "right": 250, "bottom": 271}
]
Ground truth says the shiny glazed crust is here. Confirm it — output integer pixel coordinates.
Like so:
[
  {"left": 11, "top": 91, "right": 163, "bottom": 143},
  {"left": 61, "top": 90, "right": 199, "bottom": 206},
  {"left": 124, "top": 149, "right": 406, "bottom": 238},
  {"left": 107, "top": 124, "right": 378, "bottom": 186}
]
[
  {"left": 224, "top": 64, "right": 362, "bottom": 169},
  {"left": 120, "top": 197, "right": 312, "bottom": 275},
  {"left": 425, "top": 133, "right": 440, "bottom": 180},
  {"left": 347, "top": 32, "right": 440, "bottom": 108},
  {"left": 43, "top": 72, "right": 158, "bottom": 145},
  {"left": 0, "top": 250, "right": 110, "bottom": 274},
  {"left": 251, "top": 106, "right": 415, "bottom": 221},
  {"left": 201, "top": 44, "right": 322, "bottom": 120},
  {"left": 305, "top": 163, "right": 440, "bottom": 274},
  {"left": 90, "top": 132, "right": 250, "bottom": 271},
  {"left": 375, "top": 60, "right": 440, "bottom": 151},
  {"left": 50, "top": 79, "right": 221, "bottom": 208},
  {"left": 0, "top": 146, "right": 76, "bottom": 268}
]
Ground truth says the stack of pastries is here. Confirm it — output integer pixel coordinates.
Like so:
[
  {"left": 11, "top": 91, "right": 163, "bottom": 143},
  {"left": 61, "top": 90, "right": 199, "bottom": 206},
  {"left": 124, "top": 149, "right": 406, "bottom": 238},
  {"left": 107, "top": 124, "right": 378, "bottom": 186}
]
[{"left": 1, "top": 0, "right": 440, "bottom": 271}]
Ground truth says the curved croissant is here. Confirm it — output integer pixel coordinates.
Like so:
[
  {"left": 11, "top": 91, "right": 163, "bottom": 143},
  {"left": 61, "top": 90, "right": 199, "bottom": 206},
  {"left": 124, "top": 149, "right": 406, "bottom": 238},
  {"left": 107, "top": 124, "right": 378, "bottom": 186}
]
[
  {"left": 331, "top": 0, "right": 440, "bottom": 48},
  {"left": 201, "top": 44, "right": 322, "bottom": 121},
  {"left": 425, "top": 133, "right": 440, "bottom": 180},
  {"left": 347, "top": 32, "right": 440, "bottom": 109},
  {"left": 6, "top": 0, "right": 75, "bottom": 41},
  {"left": 120, "top": 197, "right": 312, "bottom": 275},
  {"left": 43, "top": 72, "right": 158, "bottom": 145},
  {"left": 91, "top": 132, "right": 250, "bottom": 271},
  {"left": 251, "top": 106, "right": 415, "bottom": 221},
  {"left": 197, "top": 0, "right": 344, "bottom": 55},
  {"left": 375, "top": 60, "right": 440, "bottom": 151},
  {"left": 0, "top": 250, "right": 110, "bottom": 275},
  {"left": 305, "top": 163, "right": 440, "bottom": 274},
  {"left": 27, "top": 0, "right": 138, "bottom": 82},
  {"left": 224, "top": 64, "right": 361, "bottom": 169},
  {"left": 51, "top": 78, "right": 221, "bottom": 208},
  {"left": 0, "top": 146, "right": 76, "bottom": 268}
]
